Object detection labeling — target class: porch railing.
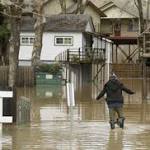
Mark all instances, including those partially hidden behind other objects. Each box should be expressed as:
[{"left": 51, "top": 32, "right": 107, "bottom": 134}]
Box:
[{"left": 55, "top": 48, "right": 106, "bottom": 63}]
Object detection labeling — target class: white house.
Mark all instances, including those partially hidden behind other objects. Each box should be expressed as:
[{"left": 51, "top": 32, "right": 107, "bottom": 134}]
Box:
[
  {"left": 19, "top": 14, "right": 95, "bottom": 66},
  {"left": 19, "top": 14, "right": 113, "bottom": 66}
]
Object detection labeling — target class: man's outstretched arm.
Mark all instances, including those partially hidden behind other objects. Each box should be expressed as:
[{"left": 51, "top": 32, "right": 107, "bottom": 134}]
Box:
[
  {"left": 121, "top": 84, "right": 135, "bottom": 94},
  {"left": 96, "top": 86, "right": 106, "bottom": 100}
]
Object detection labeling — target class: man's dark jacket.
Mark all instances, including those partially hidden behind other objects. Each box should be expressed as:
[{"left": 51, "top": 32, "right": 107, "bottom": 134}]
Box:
[{"left": 96, "top": 78, "right": 134, "bottom": 106}]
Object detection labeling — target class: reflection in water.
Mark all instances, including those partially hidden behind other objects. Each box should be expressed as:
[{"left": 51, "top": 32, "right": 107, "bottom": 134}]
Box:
[
  {"left": 106, "top": 129, "right": 124, "bottom": 150},
  {"left": 1, "top": 79, "right": 150, "bottom": 149}
]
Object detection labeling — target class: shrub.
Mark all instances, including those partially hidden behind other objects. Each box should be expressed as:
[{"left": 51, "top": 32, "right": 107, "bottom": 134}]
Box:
[{"left": 36, "top": 63, "right": 61, "bottom": 74}]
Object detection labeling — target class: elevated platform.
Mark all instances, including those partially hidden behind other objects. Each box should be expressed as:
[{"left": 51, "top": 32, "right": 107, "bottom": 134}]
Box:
[
  {"left": 55, "top": 48, "right": 106, "bottom": 64},
  {"left": 108, "top": 36, "right": 137, "bottom": 45}
]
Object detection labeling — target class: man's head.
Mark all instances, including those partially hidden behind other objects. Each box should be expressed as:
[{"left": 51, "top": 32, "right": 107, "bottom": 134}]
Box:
[{"left": 109, "top": 73, "right": 117, "bottom": 80}]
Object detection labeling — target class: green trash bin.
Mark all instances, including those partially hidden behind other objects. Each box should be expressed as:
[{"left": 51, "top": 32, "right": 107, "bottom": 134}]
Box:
[
  {"left": 36, "top": 84, "right": 62, "bottom": 98},
  {"left": 36, "top": 72, "right": 62, "bottom": 85}
]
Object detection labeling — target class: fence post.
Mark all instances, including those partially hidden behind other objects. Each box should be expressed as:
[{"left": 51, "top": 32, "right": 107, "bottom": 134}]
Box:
[
  {"left": 79, "top": 48, "right": 80, "bottom": 61},
  {"left": 67, "top": 49, "right": 69, "bottom": 62}
]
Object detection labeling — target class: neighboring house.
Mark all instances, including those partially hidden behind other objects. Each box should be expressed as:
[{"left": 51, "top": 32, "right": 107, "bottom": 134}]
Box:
[
  {"left": 24, "top": 0, "right": 106, "bottom": 32},
  {"left": 19, "top": 14, "right": 95, "bottom": 65},
  {"left": 62, "top": 1, "right": 106, "bottom": 32},
  {"left": 23, "top": 0, "right": 106, "bottom": 33},
  {"left": 100, "top": 1, "right": 139, "bottom": 37},
  {"left": 99, "top": 1, "right": 139, "bottom": 63}
]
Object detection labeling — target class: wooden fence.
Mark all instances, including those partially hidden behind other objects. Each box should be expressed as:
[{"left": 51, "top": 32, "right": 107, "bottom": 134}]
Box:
[
  {"left": 111, "top": 64, "right": 143, "bottom": 78},
  {"left": 0, "top": 66, "right": 34, "bottom": 87}
]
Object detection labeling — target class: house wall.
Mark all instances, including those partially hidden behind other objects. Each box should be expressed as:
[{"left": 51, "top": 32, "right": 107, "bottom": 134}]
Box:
[
  {"left": 84, "top": 6, "right": 101, "bottom": 32},
  {"left": 100, "top": 19, "right": 113, "bottom": 35},
  {"left": 41, "top": 32, "right": 83, "bottom": 61},
  {"left": 19, "top": 32, "right": 85, "bottom": 64},
  {"left": 19, "top": 32, "right": 35, "bottom": 65},
  {"left": 100, "top": 4, "right": 138, "bottom": 36},
  {"left": 121, "top": 19, "right": 138, "bottom": 37},
  {"left": 101, "top": 19, "right": 138, "bottom": 37},
  {"left": 93, "top": 36, "right": 112, "bottom": 73}
]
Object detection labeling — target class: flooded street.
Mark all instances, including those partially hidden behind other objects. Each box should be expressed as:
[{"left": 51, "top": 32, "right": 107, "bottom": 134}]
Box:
[{"left": 1, "top": 79, "right": 150, "bottom": 150}]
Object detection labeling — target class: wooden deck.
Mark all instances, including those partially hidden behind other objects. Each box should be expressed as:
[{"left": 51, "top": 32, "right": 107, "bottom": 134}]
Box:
[{"left": 55, "top": 48, "right": 106, "bottom": 64}]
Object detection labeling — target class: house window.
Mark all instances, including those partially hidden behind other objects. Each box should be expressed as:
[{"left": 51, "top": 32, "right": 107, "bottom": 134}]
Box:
[
  {"left": 114, "top": 22, "right": 121, "bottom": 36},
  {"left": 20, "top": 36, "right": 35, "bottom": 45},
  {"left": 56, "top": 38, "right": 63, "bottom": 44},
  {"left": 128, "top": 21, "right": 139, "bottom": 32},
  {"left": 55, "top": 36, "right": 73, "bottom": 46}
]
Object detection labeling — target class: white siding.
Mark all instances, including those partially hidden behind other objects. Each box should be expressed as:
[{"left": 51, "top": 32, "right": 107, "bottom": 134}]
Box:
[
  {"left": 19, "top": 32, "right": 35, "bottom": 60},
  {"left": 93, "top": 37, "right": 106, "bottom": 49},
  {"left": 84, "top": 5, "right": 101, "bottom": 32},
  {"left": 19, "top": 32, "right": 83, "bottom": 62},
  {"left": 85, "top": 22, "right": 94, "bottom": 32},
  {"left": 93, "top": 36, "right": 112, "bottom": 63},
  {"left": 41, "top": 32, "right": 83, "bottom": 60}
]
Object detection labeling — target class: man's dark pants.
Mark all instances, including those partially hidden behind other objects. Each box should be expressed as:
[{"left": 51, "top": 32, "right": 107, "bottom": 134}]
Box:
[{"left": 108, "top": 103, "right": 125, "bottom": 129}]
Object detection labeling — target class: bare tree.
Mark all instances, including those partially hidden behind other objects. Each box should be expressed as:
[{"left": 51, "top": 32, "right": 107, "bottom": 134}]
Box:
[
  {"left": 75, "top": 0, "right": 87, "bottom": 14},
  {"left": 31, "top": 0, "right": 52, "bottom": 68},
  {"left": 135, "top": 0, "right": 145, "bottom": 33},
  {"left": 7, "top": 0, "right": 23, "bottom": 88},
  {"left": 0, "top": 4, "right": 10, "bottom": 65},
  {"left": 59, "top": 0, "right": 66, "bottom": 13},
  {"left": 31, "top": 0, "right": 45, "bottom": 67}
]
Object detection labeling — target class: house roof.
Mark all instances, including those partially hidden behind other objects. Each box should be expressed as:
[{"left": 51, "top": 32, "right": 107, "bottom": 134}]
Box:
[
  {"left": 99, "top": 1, "right": 114, "bottom": 12},
  {"left": 87, "top": 1, "right": 106, "bottom": 17},
  {"left": 99, "top": 1, "right": 137, "bottom": 18},
  {"left": 21, "top": 14, "right": 94, "bottom": 32},
  {"left": 64, "top": 1, "right": 106, "bottom": 17},
  {"left": 108, "top": 36, "right": 137, "bottom": 44},
  {"left": 21, "top": 16, "right": 35, "bottom": 31},
  {"left": 45, "top": 14, "right": 94, "bottom": 32}
]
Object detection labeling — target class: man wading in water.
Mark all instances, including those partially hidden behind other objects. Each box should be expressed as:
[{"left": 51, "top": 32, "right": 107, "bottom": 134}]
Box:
[{"left": 96, "top": 74, "right": 135, "bottom": 129}]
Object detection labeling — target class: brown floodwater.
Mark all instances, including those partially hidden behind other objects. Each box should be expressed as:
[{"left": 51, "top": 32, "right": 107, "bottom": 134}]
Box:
[{"left": 1, "top": 79, "right": 150, "bottom": 150}]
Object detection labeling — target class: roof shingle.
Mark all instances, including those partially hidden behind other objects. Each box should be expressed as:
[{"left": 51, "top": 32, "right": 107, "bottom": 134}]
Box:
[{"left": 21, "top": 14, "right": 93, "bottom": 32}]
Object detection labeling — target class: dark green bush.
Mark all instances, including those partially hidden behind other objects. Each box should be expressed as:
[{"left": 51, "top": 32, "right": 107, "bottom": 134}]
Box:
[{"left": 37, "top": 63, "right": 61, "bottom": 74}]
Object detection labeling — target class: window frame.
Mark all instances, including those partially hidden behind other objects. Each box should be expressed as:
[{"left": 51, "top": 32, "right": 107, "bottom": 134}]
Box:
[
  {"left": 54, "top": 36, "right": 73, "bottom": 46},
  {"left": 128, "top": 21, "right": 139, "bottom": 32},
  {"left": 20, "top": 36, "right": 35, "bottom": 46}
]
